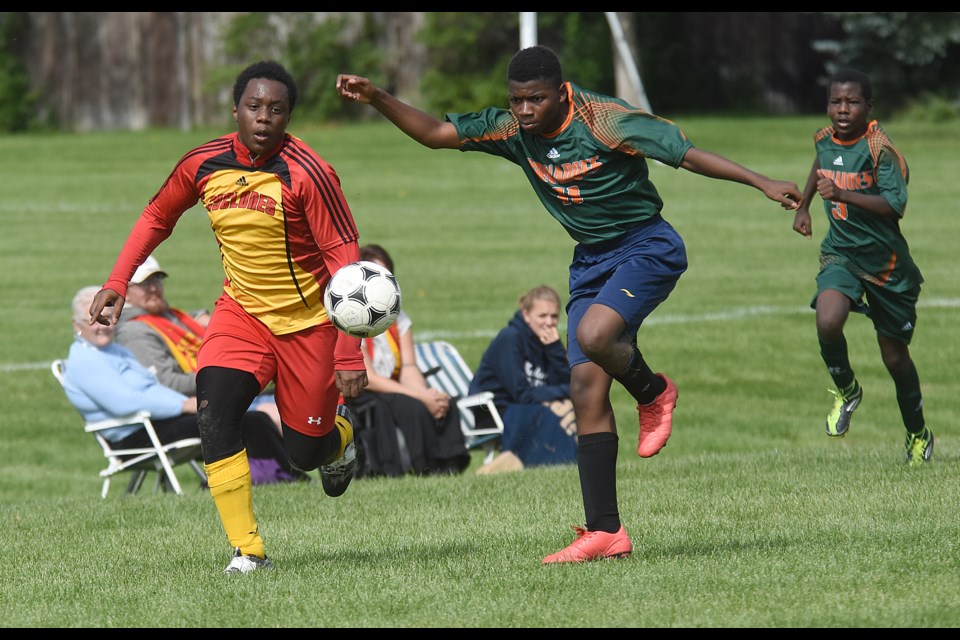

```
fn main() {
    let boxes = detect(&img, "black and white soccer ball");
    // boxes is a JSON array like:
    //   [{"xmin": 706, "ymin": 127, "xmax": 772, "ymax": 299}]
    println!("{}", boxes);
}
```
[{"xmin": 324, "ymin": 260, "xmax": 402, "ymax": 338}]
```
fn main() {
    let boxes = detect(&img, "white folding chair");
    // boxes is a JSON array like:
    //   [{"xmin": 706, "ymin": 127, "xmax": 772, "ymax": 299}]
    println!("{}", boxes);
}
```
[
  {"xmin": 51, "ymin": 359, "xmax": 206, "ymax": 498},
  {"xmin": 413, "ymin": 341, "xmax": 504, "ymax": 464}
]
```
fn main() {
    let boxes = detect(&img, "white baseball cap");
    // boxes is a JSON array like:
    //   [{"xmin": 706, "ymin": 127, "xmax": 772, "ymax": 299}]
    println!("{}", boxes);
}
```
[{"xmin": 130, "ymin": 255, "xmax": 168, "ymax": 284}]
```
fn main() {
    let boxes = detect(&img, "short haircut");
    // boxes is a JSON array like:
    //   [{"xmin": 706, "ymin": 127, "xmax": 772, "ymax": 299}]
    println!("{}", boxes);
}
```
[
  {"xmin": 72, "ymin": 285, "xmax": 101, "ymax": 324},
  {"xmin": 829, "ymin": 67, "xmax": 872, "ymax": 102},
  {"xmin": 233, "ymin": 60, "xmax": 298, "ymax": 113},
  {"xmin": 507, "ymin": 45, "xmax": 563, "ymax": 87},
  {"xmin": 360, "ymin": 243, "xmax": 394, "ymax": 273}
]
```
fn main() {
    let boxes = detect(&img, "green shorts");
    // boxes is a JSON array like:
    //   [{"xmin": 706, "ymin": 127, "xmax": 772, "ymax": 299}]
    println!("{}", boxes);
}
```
[{"xmin": 813, "ymin": 261, "xmax": 920, "ymax": 344}]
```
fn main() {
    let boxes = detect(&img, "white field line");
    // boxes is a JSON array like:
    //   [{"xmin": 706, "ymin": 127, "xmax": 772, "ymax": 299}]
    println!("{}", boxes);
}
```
[{"xmin": 7, "ymin": 297, "xmax": 960, "ymax": 374}]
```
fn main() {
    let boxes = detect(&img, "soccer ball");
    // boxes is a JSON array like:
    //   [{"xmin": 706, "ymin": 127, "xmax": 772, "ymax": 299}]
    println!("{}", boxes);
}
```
[{"xmin": 324, "ymin": 260, "xmax": 402, "ymax": 338}]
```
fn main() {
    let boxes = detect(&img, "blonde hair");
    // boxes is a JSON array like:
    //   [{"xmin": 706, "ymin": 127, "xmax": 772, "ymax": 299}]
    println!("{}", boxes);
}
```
[
  {"xmin": 71, "ymin": 285, "xmax": 101, "ymax": 324},
  {"xmin": 518, "ymin": 285, "xmax": 560, "ymax": 311}
]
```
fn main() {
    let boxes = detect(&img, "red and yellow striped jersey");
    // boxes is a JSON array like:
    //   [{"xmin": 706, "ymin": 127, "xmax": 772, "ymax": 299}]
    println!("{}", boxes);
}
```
[{"xmin": 103, "ymin": 132, "xmax": 360, "ymax": 335}]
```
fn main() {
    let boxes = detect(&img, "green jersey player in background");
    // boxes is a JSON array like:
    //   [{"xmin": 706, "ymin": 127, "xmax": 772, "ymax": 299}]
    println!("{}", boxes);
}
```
[
  {"xmin": 337, "ymin": 45, "xmax": 801, "ymax": 563},
  {"xmin": 792, "ymin": 68, "xmax": 931, "ymax": 465}
]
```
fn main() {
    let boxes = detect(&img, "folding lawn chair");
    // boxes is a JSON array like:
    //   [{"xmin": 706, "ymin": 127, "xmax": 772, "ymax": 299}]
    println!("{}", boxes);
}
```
[
  {"xmin": 413, "ymin": 340, "xmax": 505, "ymax": 464},
  {"xmin": 51, "ymin": 359, "xmax": 206, "ymax": 498}
]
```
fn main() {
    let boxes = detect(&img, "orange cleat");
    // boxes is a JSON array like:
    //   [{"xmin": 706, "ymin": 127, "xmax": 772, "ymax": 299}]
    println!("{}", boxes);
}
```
[
  {"xmin": 541, "ymin": 525, "xmax": 632, "ymax": 564},
  {"xmin": 637, "ymin": 373, "xmax": 678, "ymax": 458}
]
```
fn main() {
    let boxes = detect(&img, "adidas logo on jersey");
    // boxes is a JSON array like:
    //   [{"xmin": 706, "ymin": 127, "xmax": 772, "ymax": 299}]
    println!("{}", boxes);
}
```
[
  {"xmin": 236, "ymin": 176, "xmax": 248, "ymax": 186},
  {"xmin": 833, "ymin": 156, "xmax": 844, "ymax": 166},
  {"xmin": 547, "ymin": 148, "xmax": 560, "ymax": 159},
  {"xmin": 902, "ymin": 321, "xmax": 914, "ymax": 331}
]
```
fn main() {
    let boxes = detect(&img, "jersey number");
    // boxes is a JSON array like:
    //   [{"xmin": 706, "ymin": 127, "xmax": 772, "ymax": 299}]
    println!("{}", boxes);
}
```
[
  {"xmin": 830, "ymin": 201, "xmax": 849, "ymax": 221},
  {"xmin": 554, "ymin": 185, "xmax": 583, "ymax": 205}
]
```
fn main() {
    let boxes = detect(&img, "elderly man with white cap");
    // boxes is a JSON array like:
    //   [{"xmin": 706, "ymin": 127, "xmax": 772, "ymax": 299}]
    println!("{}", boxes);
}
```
[{"xmin": 116, "ymin": 255, "xmax": 281, "ymax": 429}]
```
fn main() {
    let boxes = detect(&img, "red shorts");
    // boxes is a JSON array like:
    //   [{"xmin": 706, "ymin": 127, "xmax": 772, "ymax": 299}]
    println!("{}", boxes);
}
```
[{"xmin": 198, "ymin": 294, "xmax": 340, "ymax": 437}]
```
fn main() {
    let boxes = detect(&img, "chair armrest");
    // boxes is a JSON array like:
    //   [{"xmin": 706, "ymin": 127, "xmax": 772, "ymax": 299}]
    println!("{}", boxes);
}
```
[{"xmin": 84, "ymin": 411, "xmax": 153, "ymax": 433}]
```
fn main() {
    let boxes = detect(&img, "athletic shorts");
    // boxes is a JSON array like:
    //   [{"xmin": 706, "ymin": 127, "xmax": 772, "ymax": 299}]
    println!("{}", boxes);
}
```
[
  {"xmin": 566, "ymin": 215, "xmax": 688, "ymax": 367},
  {"xmin": 813, "ymin": 261, "xmax": 919, "ymax": 344},
  {"xmin": 198, "ymin": 293, "xmax": 341, "ymax": 437}
]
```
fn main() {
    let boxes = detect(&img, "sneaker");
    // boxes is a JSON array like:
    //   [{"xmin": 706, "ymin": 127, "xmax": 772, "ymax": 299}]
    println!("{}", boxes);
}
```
[
  {"xmin": 637, "ymin": 373, "xmax": 678, "ymax": 458},
  {"xmin": 825, "ymin": 384, "xmax": 862, "ymax": 437},
  {"xmin": 542, "ymin": 525, "xmax": 632, "ymax": 564},
  {"xmin": 320, "ymin": 404, "xmax": 357, "ymax": 497},
  {"xmin": 904, "ymin": 427, "xmax": 934, "ymax": 467},
  {"xmin": 224, "ymin": 547, "xmax": 272, "ymax": 575}
]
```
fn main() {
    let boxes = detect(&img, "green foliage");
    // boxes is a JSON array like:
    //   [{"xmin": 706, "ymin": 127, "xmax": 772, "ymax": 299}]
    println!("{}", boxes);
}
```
[
  {"xmin": 826, "ymin": 12, "xmax": 960, "ymax": 114},
  {"xmin": 286, "ymin": 14, "xmax": 382, "ymax": 123},
  {"xmin": 418, "ymin": 13, "xmax": 519, "ymax": 113},
  {"xmin": 419, "ymin": 12, "xmax": 614, "ymax": 115},
  {"xmin": 217, "ymin": 13, "xmax": 382, "ymax": 125},
  {"xmin": 0, "ymin": 12, "xmax": 44, "ymax": 133},
  {"xmin": 537, "ymin": 12, "xmax": 614, "ymax": 94},
  {"xmin": 2, "ymin": 117, "xmax": 960, "ymax": 626},
  {"xmin": 895, "ymin": 94, "xmax": 960, "ymax": 123},
  {"xmin": 221, "ymin": 11, "xmax": 285, "ymax": 61}
]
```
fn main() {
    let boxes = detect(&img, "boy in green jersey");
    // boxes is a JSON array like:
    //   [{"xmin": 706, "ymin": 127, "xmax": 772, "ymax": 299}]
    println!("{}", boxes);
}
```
[
  {"xmin": 337, "ymin": 46, "xmax": 801, "ymax": 563},
  {"xmin": 792, "ymin": 68, "xmax": 931, "ymax": 466}
]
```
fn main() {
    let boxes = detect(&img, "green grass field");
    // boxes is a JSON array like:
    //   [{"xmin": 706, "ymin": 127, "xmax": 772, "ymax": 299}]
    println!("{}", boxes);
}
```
[{"xmin": 1, "ymin": 116, "xmax": 959, "ymax": 627}]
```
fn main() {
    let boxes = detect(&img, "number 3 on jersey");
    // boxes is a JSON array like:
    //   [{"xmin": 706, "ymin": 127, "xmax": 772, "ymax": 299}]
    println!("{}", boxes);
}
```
[{"xmin": 830, "ymin": 201, "xmax": 849, "ymax": 221}]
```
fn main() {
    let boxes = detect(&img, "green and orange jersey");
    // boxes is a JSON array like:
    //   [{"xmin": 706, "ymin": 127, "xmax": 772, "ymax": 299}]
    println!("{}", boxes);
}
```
[
  {"xmin": 813, "ymin": 120, "xmax": 921, "ymax": 290},
  {"xmin": 103, "ymin": 131, "xmax": 361, "ymax": 337},
  {"xmin": 446, "ymin": 81, "xmax": 693, "ymax": 245}
]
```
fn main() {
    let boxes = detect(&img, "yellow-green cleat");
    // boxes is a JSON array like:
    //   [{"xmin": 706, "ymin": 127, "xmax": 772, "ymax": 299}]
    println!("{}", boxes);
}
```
[
  {"xmin": 904, "ymin": 427, "xmax": 934, "ymax": 467},
  {"xmin": 825, "ymin": 384, "xmax": 862, "ymax": 437}
]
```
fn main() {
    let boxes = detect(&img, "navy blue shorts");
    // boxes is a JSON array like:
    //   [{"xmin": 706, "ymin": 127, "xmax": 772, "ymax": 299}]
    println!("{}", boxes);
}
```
[{"xmin": 566, "ymin": 215, "xmax": 688, "ymax": 367}]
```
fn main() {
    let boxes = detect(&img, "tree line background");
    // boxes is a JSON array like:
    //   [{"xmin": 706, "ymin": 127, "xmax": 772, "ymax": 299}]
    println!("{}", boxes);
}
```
[{"xmin": 2, "ymin": 11, "xmax": 959, "ymax": 133}]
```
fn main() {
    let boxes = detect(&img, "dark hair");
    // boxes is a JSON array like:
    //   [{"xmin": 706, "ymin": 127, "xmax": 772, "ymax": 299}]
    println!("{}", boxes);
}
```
[
  {"xmin": 360, "ymin": 243, "xmax": 394, "ymax": 273},
  {"xmin": 233, "ymin": 60, "xmax": 298, "ymax": 113},
  {"xmin": 828, "ymin": 67, "xmax": 872, "ymax": 102},
  {"xmin": 507, "ymin": 45, "xmax": 563, "ymax": 86}
]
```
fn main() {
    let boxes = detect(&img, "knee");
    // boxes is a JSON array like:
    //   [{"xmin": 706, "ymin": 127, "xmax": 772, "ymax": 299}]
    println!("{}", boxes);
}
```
[
  {"xmin": 568, "ymin": 367, "xmax": 609, "ymax": 419},
  {"xmin": 570, "ymin": 376, "xmax": 591, "ymax": 409},
  {"xmin": 197, "ymin": 410, "xmax": 244, "ymax": 463},
  {"xmin": 816, "ymin": 317, "xmax": 844, "ymax": 343},
  {"xmin": 576, "ymin": 323, "xmax": 612, "ymax": 362},
  {"xmin": 283, "ymin": 426, "xmax": 340, "ymax": 471},
  {"xmin": 285, "ymin": 448, "xmax": 317, "ymax": 472},
  {"xmin": 882, "ymin": 349, "xmax": 911, "ymax": 377}
]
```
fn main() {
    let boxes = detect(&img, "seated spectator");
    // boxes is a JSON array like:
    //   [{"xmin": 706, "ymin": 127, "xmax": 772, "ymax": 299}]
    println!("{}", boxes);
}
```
[
  {"xmin": 350, "ymin": 244, "xmax": 470, "ymax": 477},
  {"xmin": 114, "ymin": 255, "xmax": 281, "ymax": 430},
  {"xmin": 64, "ymin": 285, "xmax": 307, "ymax": 485},
  {"xmin": 469, "ymin": 285, "xmax": 578, "ymax": 474}
]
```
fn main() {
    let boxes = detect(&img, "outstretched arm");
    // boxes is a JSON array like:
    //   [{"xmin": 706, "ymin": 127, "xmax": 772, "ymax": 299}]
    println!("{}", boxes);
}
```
[
  {"xmin": 336, "ymin": 74, "xmax": 460, "ymax": 149},
  {"xmin": 680, "ymin": 147, "xmax": 802, "ymax": 211}
]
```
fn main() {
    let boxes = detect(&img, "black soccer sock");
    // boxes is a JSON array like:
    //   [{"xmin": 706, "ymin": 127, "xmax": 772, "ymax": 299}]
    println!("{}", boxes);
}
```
[
  {"xmin": 892, "ymin": 360, "xmax": 925, "ymax": 434},
  {"xmin": 611, "ymin": 346, "xmax": 665, "ymax": 405},
  {"xmin": 576, "ymin": 432, "xmax": 621, "ymax": 533},
  {"xmin": 819, "ymin": 335, "xmax": 856, "ymax": 392}
]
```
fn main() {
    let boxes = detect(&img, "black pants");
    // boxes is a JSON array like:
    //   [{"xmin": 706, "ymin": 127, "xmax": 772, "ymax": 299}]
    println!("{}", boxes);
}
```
[{"xmin": 350, "ymin": 392, "xmax": 470, "ymax": 478}]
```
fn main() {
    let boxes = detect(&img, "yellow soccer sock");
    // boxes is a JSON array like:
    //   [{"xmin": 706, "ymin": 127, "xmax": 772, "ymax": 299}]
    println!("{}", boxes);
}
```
[
  {"xmin": 205, "ymin": 449, "xmax": 264, "ymax": 559},
  {"xmin": 333, "ymin": 410, "xmax": 353, "ymax": 461}
]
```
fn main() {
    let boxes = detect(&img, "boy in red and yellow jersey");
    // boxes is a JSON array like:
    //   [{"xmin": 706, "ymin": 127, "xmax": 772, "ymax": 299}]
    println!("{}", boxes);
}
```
[{"xmin": 88, "ymin": 61, "xmax": 367, "ymax": 574}]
